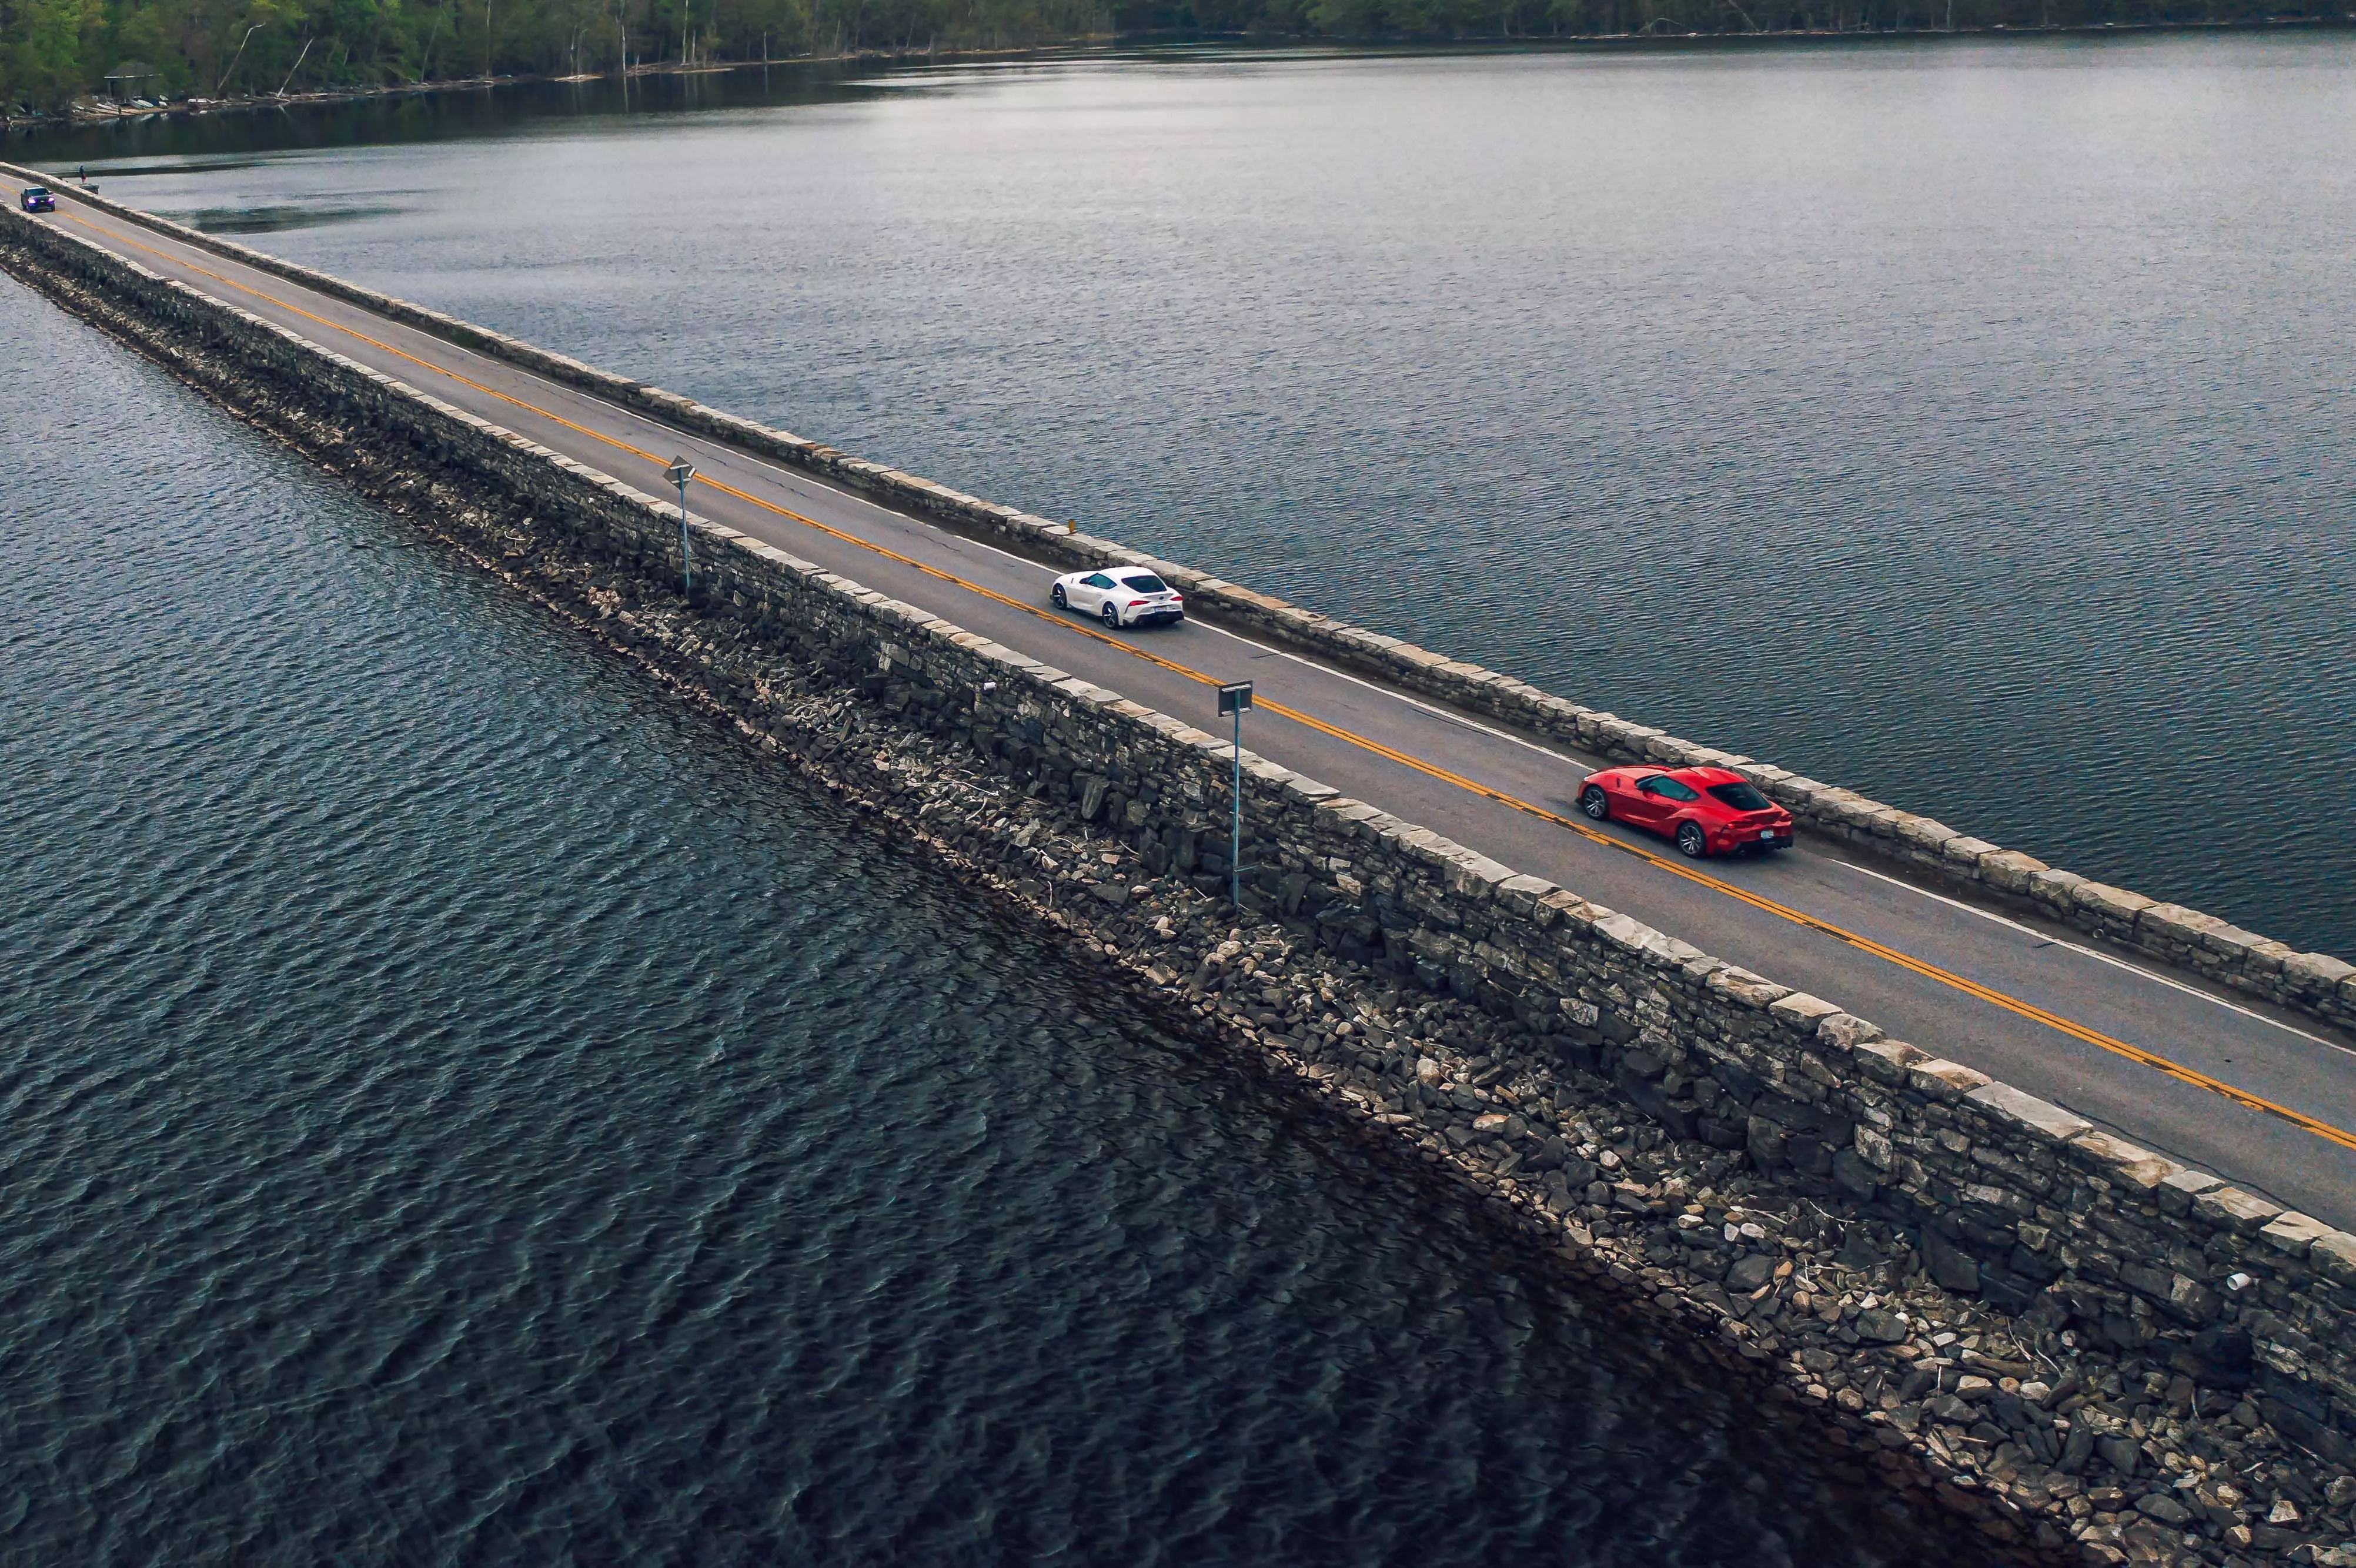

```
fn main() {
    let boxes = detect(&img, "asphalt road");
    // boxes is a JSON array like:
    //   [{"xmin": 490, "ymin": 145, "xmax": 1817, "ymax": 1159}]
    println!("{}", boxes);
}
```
[{"xmin": 12, "ymin": 179, "xmax": 2353, "ymax": 1229}]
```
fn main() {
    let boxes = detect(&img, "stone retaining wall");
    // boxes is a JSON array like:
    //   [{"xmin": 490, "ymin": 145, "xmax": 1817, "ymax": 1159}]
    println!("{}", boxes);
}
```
[
  {"xmin": 7, "ymin": 203, "xmax": 2352, "ymax": 1560},
  {"xmin": 9, "ymin": 156, "xmax": 2347, "ymax": 1037}
]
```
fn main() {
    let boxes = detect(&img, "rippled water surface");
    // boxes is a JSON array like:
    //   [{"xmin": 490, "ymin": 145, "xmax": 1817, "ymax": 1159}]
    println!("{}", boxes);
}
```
[
  {"xmin": 0, "ymin": 277, "xmax": 1996, "ymax": 1562},
  {"xmin": 14, "ymin": 34, "xmax": 2355, "ymax": 957}
]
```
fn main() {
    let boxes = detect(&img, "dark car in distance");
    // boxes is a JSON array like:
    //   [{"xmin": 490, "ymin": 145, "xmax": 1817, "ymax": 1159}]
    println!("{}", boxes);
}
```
[
  {"xmin": 1579, "ymin": 765, "xmax": 1795, "ymax": 859},
  {"xmin": 19, "ymin": 186, "xmax": 55, "ymax": 213}
]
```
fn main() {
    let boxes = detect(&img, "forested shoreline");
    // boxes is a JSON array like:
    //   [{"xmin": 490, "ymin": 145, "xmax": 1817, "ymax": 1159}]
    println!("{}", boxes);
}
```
[{"xmin": 2, "ymin": 0, "xmax": 2344, "ymax": 116}]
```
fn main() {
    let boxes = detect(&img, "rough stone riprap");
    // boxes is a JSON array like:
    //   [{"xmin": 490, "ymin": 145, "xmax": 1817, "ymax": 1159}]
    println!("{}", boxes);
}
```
[
  {"xmin": 7, "ymin": 204, "xmax": 2354, "ymax": 1568},
  {"xmin": 6, "ymin": 155, "xmax": 2346, "ymax": 1039}
]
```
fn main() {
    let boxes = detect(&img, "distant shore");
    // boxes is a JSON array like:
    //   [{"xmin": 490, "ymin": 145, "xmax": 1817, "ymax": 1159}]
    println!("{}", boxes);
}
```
[
  {"xmin": 7, "ymin": 17, "xmax": 2348, "ymax": 134},
  {"xmin": 0, "ymin": 42, "xmax": 1108, "ymax": 131}
]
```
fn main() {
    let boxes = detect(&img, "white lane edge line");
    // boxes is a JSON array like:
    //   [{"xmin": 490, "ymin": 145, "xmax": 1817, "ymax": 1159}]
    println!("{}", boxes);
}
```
[
  {"xmin": 1161, "ymin": 614, "xmax": 2354, "ymax": 1059},
  {"xmin": 1832, "ymin": 858, "xmax": 2348, "ymax": 1055}
]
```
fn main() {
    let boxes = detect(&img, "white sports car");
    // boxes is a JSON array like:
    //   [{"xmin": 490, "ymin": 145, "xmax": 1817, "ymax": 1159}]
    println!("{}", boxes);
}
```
[{"xmin": 1050, "ymin": 567, "xmax": 1186, "ymax": 629}]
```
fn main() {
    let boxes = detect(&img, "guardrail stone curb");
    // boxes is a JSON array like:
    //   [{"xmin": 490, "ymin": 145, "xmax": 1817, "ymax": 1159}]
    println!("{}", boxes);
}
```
[
  {"xmin": 1905, "ymin": 1060, "xmax": 1991, "ymax": 1101},
  {"xmin": 2191, "ymin": 1185, "xmax": 2286, "ymax": 1236},
  {"xmin": 1963, "ymin": 1082, "xmax": 2093, "ymax": 1146}
]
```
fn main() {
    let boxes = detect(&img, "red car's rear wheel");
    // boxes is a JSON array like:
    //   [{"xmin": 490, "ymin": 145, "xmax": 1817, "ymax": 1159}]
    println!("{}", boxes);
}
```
[{"xmin": 1675, "ymin": 821, "xmax": 1708, "ymax": 858}]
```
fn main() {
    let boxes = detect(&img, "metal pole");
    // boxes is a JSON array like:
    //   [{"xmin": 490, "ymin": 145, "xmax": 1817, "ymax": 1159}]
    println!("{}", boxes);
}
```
[
  {"xmin": 664, "ymin": 457, "xmax": 697, "ymax": 597},
  {"xmin": 1215, "ymin": 680, "xmax": 1252, "ymax": 912},
  {"xmin": 1231, "ymin": 703, "xmax": 1242, "ymax": 911}
]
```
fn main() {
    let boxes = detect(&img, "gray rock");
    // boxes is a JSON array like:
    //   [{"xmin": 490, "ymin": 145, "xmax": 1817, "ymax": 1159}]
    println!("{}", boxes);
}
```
[
  {"xmin": 1088, "ymin": 880, "xmax": 1131, "ymax": 907},
  {"xmin": 1831, "ymin": 1148, "xmax": 1879, "ymax": 1201},
  {"xmin": 1682, "ymin": 1253, "xmax": 1727, "ymax": 1284},
  {"xmin": 1834, "ymin": 1231, "xmax": 1886, "ymax": 1270},
  {"xmin": 1921, "ymin": 1227, "xmax": 1981, "ymax": 1293},
  {"xmin": 1854, "ymin": 1308, "xmax": 1909, "ymax": 1345},
  {"xmin": 2096, "ymin": 1434, "xmax": 2141, "ymax": 1479},
  {"xmin": 2135, "ymin": 1493, "xmax": 2193, "ymax": 1527},
  {"xmin": 1277, "ymin": 870, "xmax": 1311, "ymax": 915},
  {"xmin": 2187, "ymin": 1324, "xmax": 2255, "ymax": 1389},
  {"xmin": 2056, "ymin": 1421, "xmax": 2094, "ymax": 1475},
  {"xmin": 2118, "ymin": 1262, "xmax": 2222, "ymax": 1325},
  {"xmin": 1725, "ymin": 1254, "xmax": 1777, "ymax": 1293}
]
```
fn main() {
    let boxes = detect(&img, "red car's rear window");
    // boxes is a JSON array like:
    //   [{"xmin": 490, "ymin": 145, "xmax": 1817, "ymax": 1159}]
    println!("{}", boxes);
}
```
[{"xmin": 1707, "ymin": 781, "xmax": 1773, "ymax": 812}]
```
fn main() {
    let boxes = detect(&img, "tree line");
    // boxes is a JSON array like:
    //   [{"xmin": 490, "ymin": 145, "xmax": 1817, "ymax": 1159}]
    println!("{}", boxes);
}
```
[
  {"xmin": 1, "ymin": 0, "xmax": 1109, "ymax": 112},
  {"xmin": 4, "ymin": 0, "xmax": 2340, "ymax": 114},
  {"xmin": 1137, "ymin": 0, "xmax": 2342, "ymax": 35}
]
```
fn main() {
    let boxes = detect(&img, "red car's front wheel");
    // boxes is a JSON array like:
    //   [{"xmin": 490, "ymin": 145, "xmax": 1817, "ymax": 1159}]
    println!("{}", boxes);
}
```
[
  {"xmin": 1675, "ymin": 821, "xmax": 1708, "ymax": 859},
  {"xmin": 1579, "ymin": 785, "xmax": 1609, "ymax": 821}
]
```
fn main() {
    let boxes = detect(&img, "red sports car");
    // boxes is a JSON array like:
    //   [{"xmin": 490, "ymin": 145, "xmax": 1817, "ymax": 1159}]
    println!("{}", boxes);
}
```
[{"xmin": 1578, "ymin": 765, "xmax": 1794, "ymax": 858}]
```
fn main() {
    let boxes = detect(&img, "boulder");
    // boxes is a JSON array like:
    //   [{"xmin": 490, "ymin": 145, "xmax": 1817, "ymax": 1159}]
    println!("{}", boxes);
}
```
[
  {"xmin": 1922, "ymin": 1226, "xmax": 1982, "ymax": 1293},
  {"xmin": 1854, "ymin": 1308, "xmax": 1909, "ymax": 1345}
]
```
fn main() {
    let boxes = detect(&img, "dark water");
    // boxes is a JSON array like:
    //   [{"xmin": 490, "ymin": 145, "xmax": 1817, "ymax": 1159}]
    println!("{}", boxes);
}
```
[
  {"xmin": 13, "ymin": 36, "xmax": 2355, "ymax": 959},
  {"xmin": 0, "ymin": 276, "xmax": 1992, "ymax": 1562}
]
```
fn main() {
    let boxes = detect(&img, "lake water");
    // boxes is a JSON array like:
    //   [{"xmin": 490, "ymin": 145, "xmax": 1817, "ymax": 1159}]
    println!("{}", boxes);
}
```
[
  {"xmin": 0, "ymin": 266, "xmax": 1997, "ymax": 1561},
  {"xmin": 13, "ymin": 34, "xmax": 2353, "ymax": 961}
]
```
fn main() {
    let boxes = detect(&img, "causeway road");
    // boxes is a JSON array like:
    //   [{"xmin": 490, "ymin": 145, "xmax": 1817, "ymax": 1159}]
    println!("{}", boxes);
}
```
[{"xmin": 11, "ymin": 176, "xmax": 2353, "ymax": 1229}]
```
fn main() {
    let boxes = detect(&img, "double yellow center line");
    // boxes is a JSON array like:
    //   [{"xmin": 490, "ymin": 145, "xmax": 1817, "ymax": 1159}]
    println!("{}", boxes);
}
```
[{"xmin": 35, "ymin": 192, "xmax": 2356, "ymax": 1156}]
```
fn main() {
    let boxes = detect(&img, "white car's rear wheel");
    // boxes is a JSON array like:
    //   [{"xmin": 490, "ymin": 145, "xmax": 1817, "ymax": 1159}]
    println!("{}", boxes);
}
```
[{"xmin": 1101, "ymin": 601, "xmax": 1120, "ymax": 628}]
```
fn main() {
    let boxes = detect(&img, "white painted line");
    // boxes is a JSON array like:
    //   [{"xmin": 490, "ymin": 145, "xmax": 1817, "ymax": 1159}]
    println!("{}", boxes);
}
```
[
  {"xmin": 1830, "ymin": 858, "xmax": 2348, "ymax": 1055},
  {"xmin": 1194, "ymin": 621, "xmax": 1603, "ymax": 764}
]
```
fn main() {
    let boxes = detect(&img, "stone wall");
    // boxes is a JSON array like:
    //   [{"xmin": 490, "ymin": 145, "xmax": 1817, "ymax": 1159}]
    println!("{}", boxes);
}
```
[
  {"xmin": 9, "ymin": 156, "xmax": 2347, "ymax": 1036},
  {"xmin": 7, "ymin": 202, "xmax": 2353, "ymax": 1560}
]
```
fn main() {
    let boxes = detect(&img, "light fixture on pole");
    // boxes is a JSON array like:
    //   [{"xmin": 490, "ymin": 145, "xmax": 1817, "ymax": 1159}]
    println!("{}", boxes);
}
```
[
  {"xmin": 1218, "ymin": 680, "xmax": 1253, "ymax": 911},
  {"xmin": 664, "ymin": 455, "xmax": 696, "ymax": 597}
]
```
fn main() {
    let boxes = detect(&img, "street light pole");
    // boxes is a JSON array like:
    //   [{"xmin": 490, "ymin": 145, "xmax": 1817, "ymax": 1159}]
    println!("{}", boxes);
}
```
[
  {"xmin": 665, "ymin": 455, "xmax": 696, "ymax": 598},
  {"xmin": 1218, "ymin": 681, "xmax": 1253, "ymax": 911}
]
